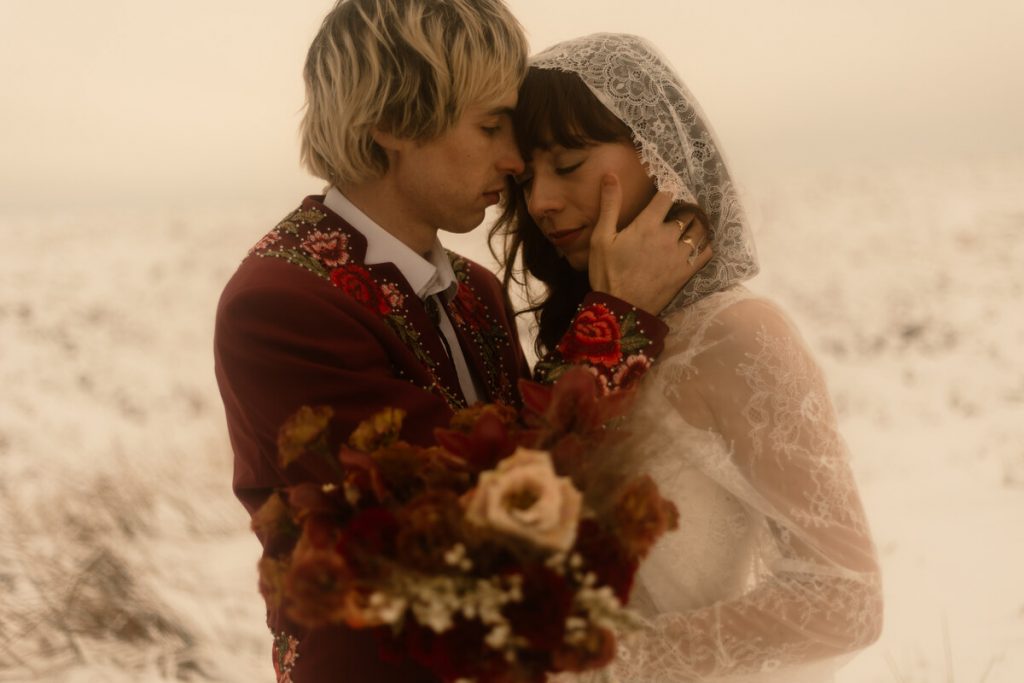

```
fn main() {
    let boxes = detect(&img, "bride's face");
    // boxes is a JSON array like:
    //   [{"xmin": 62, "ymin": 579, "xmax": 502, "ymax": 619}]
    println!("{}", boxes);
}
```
[{"xmin": 516, "ymin": 141, "xmax": 657, "ymax": 271}]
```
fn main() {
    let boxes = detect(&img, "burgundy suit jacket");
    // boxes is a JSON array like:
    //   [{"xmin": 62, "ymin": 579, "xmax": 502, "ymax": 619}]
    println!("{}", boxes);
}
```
[{"xmin": 214, "ymin": 196, "xmax": 668, "ymax": 683}]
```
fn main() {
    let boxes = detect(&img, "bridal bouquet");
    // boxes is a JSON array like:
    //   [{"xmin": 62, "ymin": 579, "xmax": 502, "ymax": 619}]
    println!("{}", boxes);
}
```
[{"xmin": 254, "ymin": 368, "xmax": 678, "ymax": 683}]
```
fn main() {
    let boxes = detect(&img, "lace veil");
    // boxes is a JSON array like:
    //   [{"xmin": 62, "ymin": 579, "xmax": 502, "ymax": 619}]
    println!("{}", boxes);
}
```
[
  {"xmin": 532, "ymin": 35, "xmax": 883, "ymax": 682},
  {"xmin": 530, "ymin": 33, "xmax": 759, "ymax": 312}
]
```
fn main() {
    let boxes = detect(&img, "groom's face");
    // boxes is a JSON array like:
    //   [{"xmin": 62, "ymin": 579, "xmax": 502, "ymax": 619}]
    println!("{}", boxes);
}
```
[{"xmin": 385, "ymin": 86, "xmax": 526, "ymax": 235}]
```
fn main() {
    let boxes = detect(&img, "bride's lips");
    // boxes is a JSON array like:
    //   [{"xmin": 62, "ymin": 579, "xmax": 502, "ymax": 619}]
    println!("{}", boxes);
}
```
[{"xmin": 546, "ymin": 226, "xmax": 587, "ymax": 248}]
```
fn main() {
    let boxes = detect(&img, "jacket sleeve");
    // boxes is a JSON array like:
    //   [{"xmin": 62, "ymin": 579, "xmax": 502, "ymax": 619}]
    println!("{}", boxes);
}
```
[
  {"xmin": 533, "ymin": 292, "xmax": 669, "ymax": 392},
  {"xmin": 214, "ymin": 264, "xmax": 445, "ymax": 683},
  {"xmin": 214, "ymin": 263, "xmax": 453, "ymax": 513}
]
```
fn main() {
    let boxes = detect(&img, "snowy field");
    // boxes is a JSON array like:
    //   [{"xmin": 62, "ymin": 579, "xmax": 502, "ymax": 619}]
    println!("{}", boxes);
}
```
[{"xmin": 2, "ymin": 156, "xmax": 1022, "ymax": 682}]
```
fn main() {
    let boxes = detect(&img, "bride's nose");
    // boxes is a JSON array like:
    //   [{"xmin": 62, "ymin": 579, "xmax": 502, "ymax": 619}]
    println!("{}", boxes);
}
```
[{"xmin": 526, "ymin": 175, "xmax": 564, "ymax": 220}]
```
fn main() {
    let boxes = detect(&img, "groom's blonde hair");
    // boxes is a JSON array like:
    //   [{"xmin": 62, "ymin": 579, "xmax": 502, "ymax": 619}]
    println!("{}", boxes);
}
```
[{"xmin": 300, "ymin": 0, "xmax": 528, "ymax": 185}]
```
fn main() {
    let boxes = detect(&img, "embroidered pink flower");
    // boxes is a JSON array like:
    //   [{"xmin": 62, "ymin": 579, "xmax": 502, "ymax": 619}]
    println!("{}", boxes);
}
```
[
  {"xmin": 251, "ymin": 230, "xmax": 281, "ymax": 254},
  {"xmin": 379, "ymin": 282, "xmax": 406, "ymax": 311},
  {"xmin": 303, "ymin": 229, "xmax": 350, "ymax": 267},
  {"xmin": 281, "ymin": 638, "xmax": 299, "ymax": 669},
  {"xmin": 612, "ymin": 354, "xmax": 651, "ymax": 389},
  {"xmin": 586, "ymin": 366, "xmax": 612, "ymax": 397},
  {"xmin": 557, "ymin": 303, "xmax": 623, "ymax": 367},
  {"xmin": 331, "ymin": 264, "xmax": 391, "ymax": 315},
  {"xmin": 273, "ymin": 632, "xmax": 300, "ymax": 683}
]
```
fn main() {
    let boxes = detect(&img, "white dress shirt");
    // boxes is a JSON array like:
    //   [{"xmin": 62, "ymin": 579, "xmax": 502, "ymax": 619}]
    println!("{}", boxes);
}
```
[{"xmin": 323, "ymin": 187, "xmax": 482, "ymax": 405}]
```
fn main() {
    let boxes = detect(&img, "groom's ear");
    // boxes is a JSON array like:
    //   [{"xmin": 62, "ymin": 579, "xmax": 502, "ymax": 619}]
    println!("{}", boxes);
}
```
[{"xmin": 370, "ymin": 127, "xmax": 410, "ymax": 153}]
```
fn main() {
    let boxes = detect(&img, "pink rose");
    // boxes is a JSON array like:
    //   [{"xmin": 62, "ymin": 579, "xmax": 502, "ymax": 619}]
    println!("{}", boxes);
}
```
[{"xmin": 463, "ymin": 447, "xmax": 582, "ymax": 553}]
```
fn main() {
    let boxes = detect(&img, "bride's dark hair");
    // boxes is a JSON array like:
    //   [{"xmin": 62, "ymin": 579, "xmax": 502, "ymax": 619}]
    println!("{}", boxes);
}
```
[
  {"xmin": 490, "ymin": 67, "xmax": 707, "ymax": 356},
  {"xmin": 489, "ymin": 68, "xmax": 634, "ymax": 356}
]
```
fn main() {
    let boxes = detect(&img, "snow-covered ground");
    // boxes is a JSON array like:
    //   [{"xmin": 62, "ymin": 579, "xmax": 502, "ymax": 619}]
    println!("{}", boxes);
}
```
[{"xmin": 2, "ymin": 156, "xmax": 1022, "ymax": 682}]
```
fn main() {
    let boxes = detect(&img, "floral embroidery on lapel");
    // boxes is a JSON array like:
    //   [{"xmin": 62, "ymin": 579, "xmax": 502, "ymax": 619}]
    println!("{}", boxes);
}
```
[
  {"xmin": 330, "ymin": 263, "xmax": 401, "ymax": 315},
  {"xmin": 251, "ymin": 206, "xmax": 335, "ymax": 277},
  {"xmin": 271, "ymin": 630, "xmax": 299, "ymax": 683},
  {"xmin": 535, "ymin": 301, "xmax": 655, "ymax": 393},
  {"xmin": 251, "ymin": 203, "xmax": 466, "ymax": 410},
  {"xmin": 328, "ymin": 263, "xmax": 464, "ymax": 410},
  {"xmin": 303, "ymin": 229, "xmax": 351, "ymax": 268},
  {"xmin": 446, "ymin": 253, "xmax": 516, "ymax": 405}
]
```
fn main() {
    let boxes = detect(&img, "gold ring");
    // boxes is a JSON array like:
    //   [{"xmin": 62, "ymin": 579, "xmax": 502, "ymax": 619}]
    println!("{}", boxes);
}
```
[
  {"xmin": 680, "ymin": 234, "xmax": 703, "ymax": 265},
  {"xmin": 675, "ymin": 218, "xmax": 689, "ymax": 234}
]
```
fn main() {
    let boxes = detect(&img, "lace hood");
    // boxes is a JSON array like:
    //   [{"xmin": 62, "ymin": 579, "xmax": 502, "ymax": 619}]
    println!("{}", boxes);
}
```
[{"xmin": 530, "ymin": 33, "xmax": 759, "ymax": 313}]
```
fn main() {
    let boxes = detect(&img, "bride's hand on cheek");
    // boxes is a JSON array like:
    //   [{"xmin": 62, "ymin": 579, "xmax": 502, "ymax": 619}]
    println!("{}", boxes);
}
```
[{"xmin": 587, "ymin": 174, "xmax": 712, "ymax": 314}]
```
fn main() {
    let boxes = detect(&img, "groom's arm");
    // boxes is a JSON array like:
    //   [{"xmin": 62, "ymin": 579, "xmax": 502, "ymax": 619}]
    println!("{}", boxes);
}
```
[
  {"xmin": 215, "ymin": 258, "xmax": 454, "ymax": 513},
  {"xmin": 214, "ymin": 260, "xmax": 447, "ymax": 683}
]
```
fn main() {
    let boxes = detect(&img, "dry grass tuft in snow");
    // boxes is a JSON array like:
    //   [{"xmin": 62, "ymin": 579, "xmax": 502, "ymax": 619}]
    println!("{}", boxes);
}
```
[{"xmin": 1, "ymin": 158, "xmax": 1022, "ymax": 681}]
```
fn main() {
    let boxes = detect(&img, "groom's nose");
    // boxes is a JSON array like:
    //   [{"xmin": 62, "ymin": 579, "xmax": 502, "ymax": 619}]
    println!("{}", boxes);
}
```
[{"xmin": 496, "ymin": 130, "xmax": 525, "ymax": 177}]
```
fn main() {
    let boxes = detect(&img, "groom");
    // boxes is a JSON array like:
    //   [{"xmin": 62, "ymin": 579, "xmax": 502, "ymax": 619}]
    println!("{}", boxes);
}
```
[{"xmin": 214, "ymin": 1, "xmax": 706, "ymax": 681}]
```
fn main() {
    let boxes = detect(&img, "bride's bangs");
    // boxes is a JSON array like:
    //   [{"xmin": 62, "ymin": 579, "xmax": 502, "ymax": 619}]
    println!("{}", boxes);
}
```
[{"xmin": 513, "ymin": 67, "xmax": 632, "ymax": 158}]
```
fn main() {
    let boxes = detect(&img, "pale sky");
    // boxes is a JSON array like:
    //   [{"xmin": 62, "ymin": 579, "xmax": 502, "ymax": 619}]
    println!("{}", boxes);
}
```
[{"xmin": 1, "ymin": 0, "xmax": 1022, "ymax": 211}]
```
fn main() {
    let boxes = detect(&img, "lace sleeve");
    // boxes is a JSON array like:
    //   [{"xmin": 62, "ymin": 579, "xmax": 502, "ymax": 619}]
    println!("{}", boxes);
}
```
[{"xmin": 608, "ymin": 294, "xmax": 883, "ymax": 682}]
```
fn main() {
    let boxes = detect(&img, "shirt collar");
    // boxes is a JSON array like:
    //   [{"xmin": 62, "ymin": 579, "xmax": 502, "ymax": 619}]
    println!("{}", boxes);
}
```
[{"xmin": 323, "ymin": 186, "xmax": 457, "ymax": 300}]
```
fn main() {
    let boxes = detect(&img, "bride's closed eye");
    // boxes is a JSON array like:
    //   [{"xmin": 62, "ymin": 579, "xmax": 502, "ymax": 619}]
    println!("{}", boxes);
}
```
[
  {"xmin": 555, "ymin": 161, "xmax": 583, "ymax": 175},
  {"xmin": 516, "ymin": 159, "xmax": 585, "ymax": 188},
  {"xmin": 513, "ymin": 149, "xmax": 588, "ymax": 191}
]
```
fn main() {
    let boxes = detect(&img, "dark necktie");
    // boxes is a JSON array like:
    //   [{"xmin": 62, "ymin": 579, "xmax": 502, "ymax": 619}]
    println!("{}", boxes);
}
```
[{"xmin": 424, "ymin": 295, "xmax": 453, "ymax": 360}]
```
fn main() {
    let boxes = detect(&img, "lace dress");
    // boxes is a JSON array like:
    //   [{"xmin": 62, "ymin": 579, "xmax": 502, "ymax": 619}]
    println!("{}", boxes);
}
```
[
  {"xmin": 575, "ymin": 287, "xmax": 883, "ymax": 682},
  {"xmin": 524, "ymin": 33, "xmax": 882, "ymax": 682}
]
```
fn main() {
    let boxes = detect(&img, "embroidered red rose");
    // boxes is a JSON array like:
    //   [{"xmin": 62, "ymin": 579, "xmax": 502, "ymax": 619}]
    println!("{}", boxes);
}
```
[
  {"xmin": 331, "ymin": 264, "xmax": 391, "ymax": 315},
  {"xmin": 556, "ymin": 303, "xmax": 623, "ymax": 367},
  {"xmin": 303, "ymin": 229, "xmax": 350, "ymax": 267},
  {"xmin": 451, "ymin": 283, "xmax": 485, "ymax": 330}
]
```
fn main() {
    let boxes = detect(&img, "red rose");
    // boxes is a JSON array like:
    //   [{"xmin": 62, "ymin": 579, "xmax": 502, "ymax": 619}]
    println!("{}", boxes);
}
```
[
  {"xmin": 331, "ymin": 264, "xmax": 391, "ymax": 315},
  {"xmin": 451, "ymin": 283, "xmax": 485, "ymax": 330},
  {"xmin": 556, "ymin": 303, "xmax": 622, "ymax": 367}
]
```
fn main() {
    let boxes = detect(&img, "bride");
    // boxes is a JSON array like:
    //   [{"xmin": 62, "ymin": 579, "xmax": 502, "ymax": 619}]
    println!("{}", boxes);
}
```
[{"xmin": 492, "ymin": 33, "xmax": 883, "ymax": 682}]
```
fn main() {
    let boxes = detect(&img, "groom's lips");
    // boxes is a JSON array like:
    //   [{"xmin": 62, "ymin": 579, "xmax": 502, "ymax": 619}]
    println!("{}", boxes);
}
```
[{"xmin": 483, "ymin": 187, "xmax": 504, "ymax": 205}]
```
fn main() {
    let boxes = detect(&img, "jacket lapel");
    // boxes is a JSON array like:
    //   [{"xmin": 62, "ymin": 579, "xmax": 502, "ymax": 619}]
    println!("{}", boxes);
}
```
[
  {"xmin": 251, "ymin": 196, "xmax": 469, "ymax": 410},
  {"xmin": 442, "ymin": 265, "xmax": 518, "ymax": 406}
]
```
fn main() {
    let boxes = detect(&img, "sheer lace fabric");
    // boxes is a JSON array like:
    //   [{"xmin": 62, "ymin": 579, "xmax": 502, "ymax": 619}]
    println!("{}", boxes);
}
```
[
  {"xmin": 530, "ymin": 33, "xmax": 881, "ymax": 682},
  {"xmin": 564, "ymin": 288, "xmax": 882, "ymax": 682},
  {"xmin": 530, "ymin": 33, "xmax": 759, "ymax": 313}
]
